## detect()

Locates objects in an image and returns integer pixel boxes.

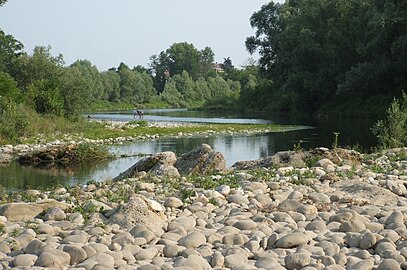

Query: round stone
[285,252,311,270]
[276,233,310,248]
[179,231,206,248]
[12,254,38,267]
[377,259,401,270]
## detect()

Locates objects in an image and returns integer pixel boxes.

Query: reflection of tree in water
[0,160,111,190]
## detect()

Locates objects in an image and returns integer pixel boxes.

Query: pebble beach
[0,146,406,270]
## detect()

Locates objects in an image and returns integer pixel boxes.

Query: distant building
[213,62,225,73]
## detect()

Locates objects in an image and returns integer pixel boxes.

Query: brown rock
[175,144,226,175]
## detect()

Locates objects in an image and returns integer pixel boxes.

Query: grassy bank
[31,120,298,144]
[0,110,300,145]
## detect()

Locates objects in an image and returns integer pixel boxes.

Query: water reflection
[1,110,378,190]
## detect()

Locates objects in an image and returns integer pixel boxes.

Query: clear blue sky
[0,0,282,71]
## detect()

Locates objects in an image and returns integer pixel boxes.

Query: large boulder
[113,151,179,180]
[0,199,70,222]
[175,144,226,175]
[108,195,166,234]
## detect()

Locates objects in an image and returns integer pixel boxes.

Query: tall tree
[0,29,24,75]
[166,42,201,79]
[149,51,170,93]
[199,46,215,76]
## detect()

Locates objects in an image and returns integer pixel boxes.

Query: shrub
[371,92,407,148]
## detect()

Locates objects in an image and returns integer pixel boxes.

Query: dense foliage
[0,0,406,145]
[372,93,407,148]
[245,0,407,116]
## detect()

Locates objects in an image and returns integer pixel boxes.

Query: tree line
[1,0,406,135]
[245,0,406,117]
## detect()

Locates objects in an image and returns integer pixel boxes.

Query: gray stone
[77,253,115,269]
[385,211,404,226]
[43,207,66,221]
[12,254,37,267]
[226,194,249,205]
[233,219,257,230]
[222,234,246,246]
[377,259,401,270]
[35,252,63,268]
[25,239,45,256]
[339,220,366,232]
[164,197,183,208]
[0,203,43,222]
[211,251,224,268]
[173,257,202,270]
[63,245,87,265]
[114,151,179,180]
[108,195,166,233]
[359,231,376,249]
[305,220,327,231]
[179,231,206,248]
[224,253,248,269]
[175,144,226,175]
[163,244,182,258]
[135,248,159,260]
[186,254,212,270]
[375,241,397,256]
[277,199,302,212]
[0,153,12,164]
[276,233,310,248]
[308,192,331,204]
[63,234,88,244]
[112,231,135,247]
[285,252,311,270]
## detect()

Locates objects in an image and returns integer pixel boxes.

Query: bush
[0,101,32,143]
[371,92,407,148]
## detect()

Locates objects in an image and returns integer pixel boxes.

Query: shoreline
[0,146,406,269]
[0,120,303,166]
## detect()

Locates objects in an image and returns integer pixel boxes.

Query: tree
[0,29,24,74]
[223,57,234,70]
[172,71,196,103]
[26,79,63,115]
[118,65,155,104]
[15,45,64,90]
[199,47,215,76]
[101,70,121,102]
[60,67,91,119]
[0,72,20,102]
[372,93,407,148]
[166,42,201,79]
[70,59,104,101]
[0,0,7,7]
[149,52,170,93]
[159,80,185,107]
[245,0,389,115]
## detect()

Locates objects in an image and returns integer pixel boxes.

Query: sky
[0,0,282,71]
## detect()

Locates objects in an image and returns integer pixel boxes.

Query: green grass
[19,120,298,145]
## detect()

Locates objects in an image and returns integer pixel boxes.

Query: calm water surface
[0,109,377,190]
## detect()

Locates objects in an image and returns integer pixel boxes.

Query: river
[0,109,377,190]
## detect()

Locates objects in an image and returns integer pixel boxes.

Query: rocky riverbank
[0,146,406,269]
[0,120,293,166]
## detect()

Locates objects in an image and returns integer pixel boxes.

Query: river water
[0,109,377,190]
